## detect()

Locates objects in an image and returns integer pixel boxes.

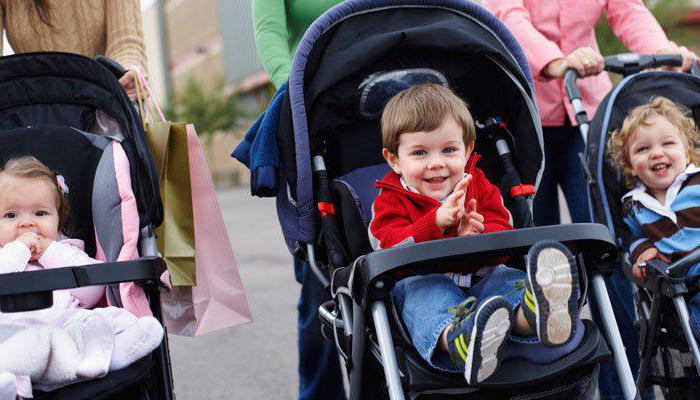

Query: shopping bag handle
[133,67,166,124]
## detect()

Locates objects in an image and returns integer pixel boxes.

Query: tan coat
[0,0,146,72]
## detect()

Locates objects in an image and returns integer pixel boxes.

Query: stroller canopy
[587,71,700,241]
[278,0,543,248]
[0,52,163,230]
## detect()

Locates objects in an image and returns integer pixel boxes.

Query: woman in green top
[253,2,346,399]
[253,0,343,89]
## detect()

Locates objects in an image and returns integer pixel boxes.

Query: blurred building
[142,0,270,110]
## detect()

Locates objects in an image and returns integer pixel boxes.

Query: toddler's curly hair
[607,96,700,189]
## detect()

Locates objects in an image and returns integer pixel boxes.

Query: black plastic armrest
[645,247,700,282]
[0,257,166,296]
[351,223,617,309]
[0,257,166,312]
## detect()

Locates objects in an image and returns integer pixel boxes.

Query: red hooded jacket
[368,154,513,273]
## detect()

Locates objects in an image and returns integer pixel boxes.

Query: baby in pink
[0,156,163,399]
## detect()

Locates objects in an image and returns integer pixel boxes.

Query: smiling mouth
[424,177,447,184]
[651,163,671,172]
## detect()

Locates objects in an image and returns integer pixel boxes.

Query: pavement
[168,187,299,399]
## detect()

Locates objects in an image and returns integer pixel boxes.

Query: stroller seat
[0,52,172,400]
[582,64,700,397]
[0,126,169,400]
[325,163,611,398]
[33,354,155,400]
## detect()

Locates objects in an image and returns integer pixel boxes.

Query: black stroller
[260,0,643,398]
[0,52,174,399]
[575,53,700,398]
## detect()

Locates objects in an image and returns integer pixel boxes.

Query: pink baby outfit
[0,238,103,309]
[0,239,164,399]
[484,0,676,126]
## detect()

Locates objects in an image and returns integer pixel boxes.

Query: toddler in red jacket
[369,84,581,384]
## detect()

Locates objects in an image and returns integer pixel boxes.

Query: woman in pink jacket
[484,1,697,399]
[484,0,696,226]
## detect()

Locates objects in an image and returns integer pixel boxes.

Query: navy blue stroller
[573,53,700,398]
[239,1,643,398]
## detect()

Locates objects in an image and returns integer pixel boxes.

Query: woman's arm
[483,0,564,80]
[105,0,147,73]
[253,0,292,89]
[606,0,675,56]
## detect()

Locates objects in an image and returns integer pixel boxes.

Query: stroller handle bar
[351,223,617,309]
[603,53,682,76]
[0,256,166,312]
[564,53,690,138]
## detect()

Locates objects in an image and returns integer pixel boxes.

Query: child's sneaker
[446,296,513,385]
[522,240,579,346]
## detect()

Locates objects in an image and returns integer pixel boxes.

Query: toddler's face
[0,175,59,246]
[628,115,689,197]
[384,117,471,201]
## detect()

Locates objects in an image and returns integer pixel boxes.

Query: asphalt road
[168,187,299,399]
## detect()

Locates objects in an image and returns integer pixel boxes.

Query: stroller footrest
[400,319,609,392]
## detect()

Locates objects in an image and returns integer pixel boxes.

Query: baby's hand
[457,199,484,237]
[16,232,40,257]
[435,175,471,231]
[35,237,53,260]
[632,247,670,282]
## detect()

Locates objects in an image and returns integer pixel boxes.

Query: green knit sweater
[253,0,343,89]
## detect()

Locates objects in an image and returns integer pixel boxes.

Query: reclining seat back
[0,126,147,316]
[329,68,538,262]
[332,163,391,260]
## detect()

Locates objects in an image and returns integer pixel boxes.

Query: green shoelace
[448,296,479,329]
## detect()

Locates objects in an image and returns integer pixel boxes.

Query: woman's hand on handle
[658,45,699,72]
[544,47,604,79]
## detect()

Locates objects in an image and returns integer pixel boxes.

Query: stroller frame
[317,222,621,400]
[0,53,174,399]
[0,231,174,399]
[269,1,646,398]
[567,52,700,398]
[634,250,700,394]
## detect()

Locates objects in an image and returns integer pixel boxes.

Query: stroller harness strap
[318,201,336,217]
[509,183,535,198]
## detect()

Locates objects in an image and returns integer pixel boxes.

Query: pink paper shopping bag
[160,125,252,335]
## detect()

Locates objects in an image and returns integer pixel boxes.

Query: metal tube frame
[306,243,330,287]
[636,286,662,394]
[371,301,405,400]
[591,274,640,400]
[141,226,175,399]
[672,296,700,378]
[349,302,367,400]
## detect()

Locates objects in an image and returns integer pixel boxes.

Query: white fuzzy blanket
[0,297,163,399]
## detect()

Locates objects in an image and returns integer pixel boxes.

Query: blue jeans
[533,123,590,226]
[294,257,346,400]
[392,266,525,372]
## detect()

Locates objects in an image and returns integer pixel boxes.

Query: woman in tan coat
[1,0,147,98]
